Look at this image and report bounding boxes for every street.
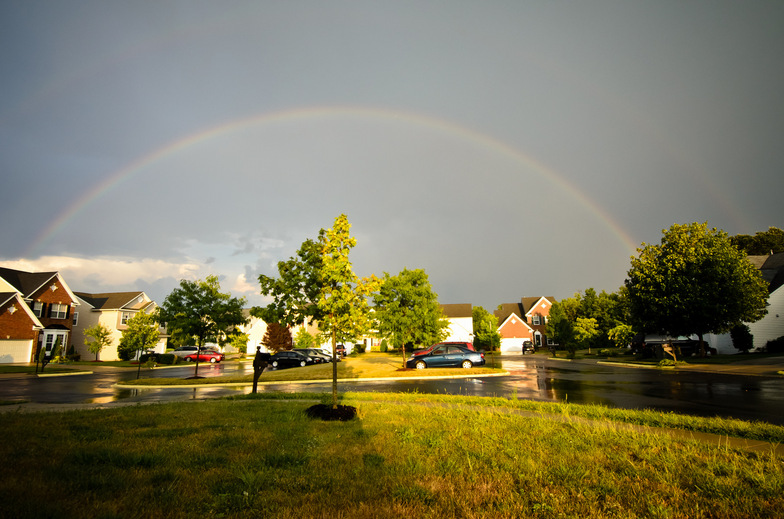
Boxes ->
[1,355,783,425]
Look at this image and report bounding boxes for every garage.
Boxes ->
[0,339,34,364]
[500,338,525,354]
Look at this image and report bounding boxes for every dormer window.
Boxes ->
[121,312,133,325]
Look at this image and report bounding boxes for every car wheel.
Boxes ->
[462,360,473,369]
[185,357,193,362]
[210,357,218,363]
[272,361,278,368]
[415,360,426,370]
[300,361,306,367]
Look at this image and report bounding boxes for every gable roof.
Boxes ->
[440,303,472,318]
[494,303,523,322]
[0,292,44,329]
[521,296,556,314]
[0,267,58,297]
[0,267,79,305]
[75,291,151,311]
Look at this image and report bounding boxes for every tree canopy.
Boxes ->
[262,322,293,353]
[158,276,247,375]
[625,223,769,354]
[373,268,449,362]
[730,227,784,255]
[253,237,325,327]
[472,306,500,351]
[84,322,112,361]
[118,311,160,362]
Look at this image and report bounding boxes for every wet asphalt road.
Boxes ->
[2,356,783,425]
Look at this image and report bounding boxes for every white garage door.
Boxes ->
[500,338,524,353]
[0,340,33,364]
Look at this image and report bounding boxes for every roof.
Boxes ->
[440,303,472,318]
[749,252,784,292]
[521,296,556,314]
[0,267,58,297]
[494,303,523,322]
[75,291,149,310]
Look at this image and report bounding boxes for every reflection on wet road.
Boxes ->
[2,356,783,425]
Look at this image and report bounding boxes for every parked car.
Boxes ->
[522,341,535,354]
[269,350,316,369]
[295,348,335,363]
[336,345,347,357]
[406,344,485,369]
[172,346,218,358]
[183,350,224,363]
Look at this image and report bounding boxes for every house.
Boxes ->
[494,297,555,353]
[440,303,474,343]
[72,291,167,361]
[705,252,784,353]
[0,267,79,363]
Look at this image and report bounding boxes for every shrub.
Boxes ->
[765,336,784,354]
[354,343,366,354]
[730,324,753,353]
[380,340,388,353]
[658,358,676,367]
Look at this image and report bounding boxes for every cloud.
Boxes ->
[1,255,199,297]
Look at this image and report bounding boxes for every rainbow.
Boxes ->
[25,105,640,256]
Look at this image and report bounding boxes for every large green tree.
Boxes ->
[317,214,378,407]
[157,276,247,377]
[373,268,449,364]
[625,223,769,355]
[84,323,112,361]
[253,236,325,327]
[730,227,784,255]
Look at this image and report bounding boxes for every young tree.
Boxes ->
[84,323,112,361]
[573,317,600,354]
[472,306,500,351]
[157,276,247,378]
[373,268,449,364]
[608,323,635,349]
[625,223,769,356]
[119,310,161,377]
[317,214,379,408]
[262,322,293,353]
[294,328,316,349]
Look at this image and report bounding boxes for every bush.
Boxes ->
[139,353,177,365]
[658,358,676,367]
[380,340,388,353]
[764,336,784,354]
[730,324,754,353]
[599,348,617,357]
[353,343,366,354]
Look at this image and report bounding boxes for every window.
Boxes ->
[33,301,44,317]
[532,315,541,326]
[50,304,68,319]
[72,312,79,326]
[121,312,133,325]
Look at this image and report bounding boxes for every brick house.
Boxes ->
[0,267,79,363]
[494,297,555,353]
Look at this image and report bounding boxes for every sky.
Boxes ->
[1,1,782,311]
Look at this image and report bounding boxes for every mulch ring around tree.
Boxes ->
[305,404,357,421]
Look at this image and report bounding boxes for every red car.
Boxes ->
[183,350,224,363]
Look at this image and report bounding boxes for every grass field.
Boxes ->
[1,392,781,518]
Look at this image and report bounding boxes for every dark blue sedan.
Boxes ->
[406,344,485,369]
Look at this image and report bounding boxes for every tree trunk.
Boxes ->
[331,325,338,409]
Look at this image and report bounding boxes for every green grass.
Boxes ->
[0,394,781,518]
[128,352,505,386]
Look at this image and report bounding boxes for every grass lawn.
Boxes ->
[1,393,781,518]
[128,352,506,386]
